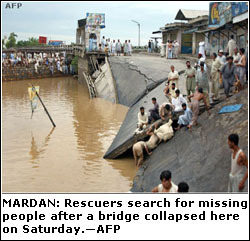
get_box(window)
[239,35,245,49]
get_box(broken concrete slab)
[131,89,248,192]
[108,55,187,107]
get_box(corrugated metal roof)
[175,9,209,20]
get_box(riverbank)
[2,65,71,81]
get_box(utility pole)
[132,20,140,47]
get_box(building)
[76,13,105,52]
[175,9,209,55]
[154,9,209,56]
[206,2,248,55]
[76,18,101,52]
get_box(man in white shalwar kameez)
[137,107,148,130]
[128,40,132,56]
[227,35,237,57]
[198,41,206,60]
[101,36,105,51]
[171,89,187,112]
[111,40,116,56]
[154,119,174,144]
[161,42,166,57]
[175,103,192,130]
[173,40,179,59]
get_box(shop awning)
[233,12,248,24]
[161,27,180,32]
[183,27,198,34]
[152,31,162,34]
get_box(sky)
[2,1,209,46]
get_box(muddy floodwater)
[2,77,136,192]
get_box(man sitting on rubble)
[148,97,160,124]
[159,102,174,124]
[164,82,177,101]
[175,103,192,130]
[137,106,148,131]
[171,89,187,112]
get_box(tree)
[6,32,17,48]
[2,38,6,49]
[16,37,40,47]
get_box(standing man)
[151,40,155,53]
[175,103,192,130]
[101,36,105,50]
[210,53,223,101]
[233,48,241,64]
[196,62,210,107]
[227,35,237,57]
[221,56,239,98]
[168,65,179,88]
[152,170,178,193]
[148,40,152,53]
[160,42,165,58]
[236,48,246,89]
[148,97,160,124]
[184,60,196,96]
[111,40,116,56]
[217,50,227,65]
[116,40,122,56]
[174,40,179,59]
[228,134,248,192]
[123,40,128,56]
[137,107,148,130]
[128,40,132,56]
[187,88,210,129]
[168,41,173,59]
[198,40,206,59]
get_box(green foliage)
[6,32,17,48]
[16,37,40,47]
[2,39,6,49]
[71,56,78,65]
[5,32,44,48]
[71,56,78,74]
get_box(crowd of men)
[147,39,159,53]
[2,51,74,75]
[133,36,248,192]
[97,37,133,56]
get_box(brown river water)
[2,77,136,192]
